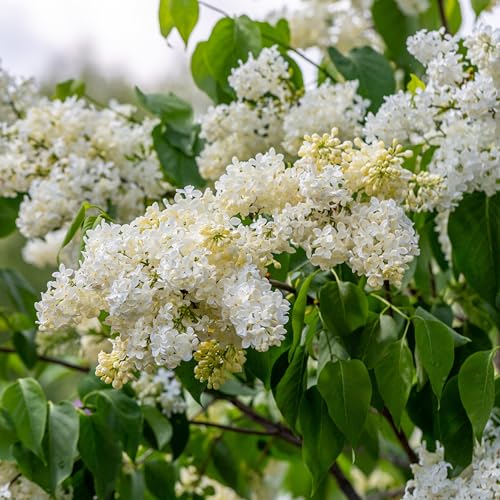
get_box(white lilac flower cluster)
[403,416,500,499]
[36,130,420,388]
[266,0,383,53]
[197,46,369,180]
[0,61,39,126]
[0,95,168,266]
[364,26,500,260]
[364,26,500,209]
[132,368,187,417]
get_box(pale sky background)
[1,0,499,95]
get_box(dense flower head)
[0,97,167,238]
[403,416,500,499]
[364,27,500,212]
[132,368,186,417]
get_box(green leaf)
[298,387,344,494]
[328,46,395,112]
[118,469,145,500]
[158,0,175,37]
[191,41,232,103]
[142,405,173,450]
[212,439,247,497]
[354,313,400,368]
[449,192,500,310]
[53,79,86,101]
[171,0,199,46]
[471,0,492,16]
[152,123,206,188]
[413,314,454,401]
[375,339,415,426]
[371,0,421,72]
[415,307,469,347]
[0,409,16,459]
[317,359,372,446]
[274,346,307,431]
[135,87,193,130]
[144,459,176,499]
[191,15,261,102]
[0,269,37,324]
[1,378,47,459]
[169,411,189,458]
[12,329,38,369]
[290,272,317,359]
[0,196,22,238]
[84,389,143,460]
[438,377,473,473]
[175,359,205,404]
[458,350,495,441]
[319,281,368,336]
[16,401,79,494]
[79,412,122,499]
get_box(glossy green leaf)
[1,378,47,459]
[375,338,415,426]
[298,387,344,493]
[158,0,175,37]
[144,459,176,499]
[12,329,38,369]
[274,346,307,431]
[212,439,248,498]
[79,412,122,499]
[135,87,193,130]
[415,307,469,347]
[354,313,399,368]
[84,389,143,460]
[319,281,368,336]
[371,0,421,71]
[169,411,189,459]
[317,359,372,445]
[53,79,85,101]
[0,409,16,459]
[413,314,455,400]
[175,359,205,404]
[16,401,79,494]
[328,46,396,112]
[438,377,473,473]
[171,0,199,46]
[471,0,492,16]
[142,405,173,450]
[290,272,317,359]
[458,350,495,441]
[0,196,22,238]
[0,269,37,324]
[449,192,500,310]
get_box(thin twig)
[188,419,279,437]
[221,395,362,500]
[198,0,230,17]
[436,0,450,33]
[382,408,418,464]
[269,279,296,294]
[0,346,89,373]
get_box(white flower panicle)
[197,46,292,181]
[132,368,186,417]
[364,27,500,211]
[0,61,39,125]
[0,95,168,264]
[267,0,382,53]
[37,129,421,387]
[403,417,500,499]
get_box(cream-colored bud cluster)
[194,339,246,389]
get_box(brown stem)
[0,346,89,373]
[222,395,362,500]
[382,408,418,464]
[436,0,450,33]
[269,279,296,294]
[188,419,280,437]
